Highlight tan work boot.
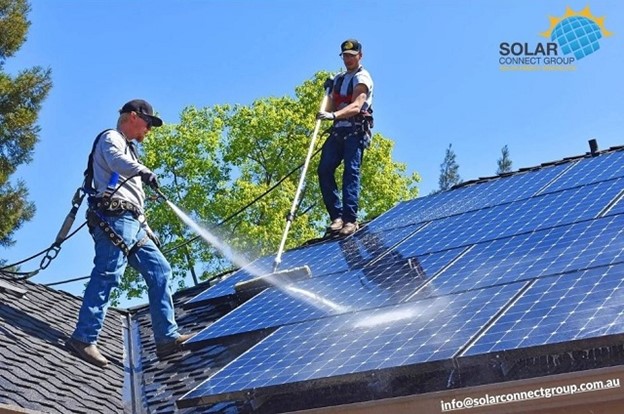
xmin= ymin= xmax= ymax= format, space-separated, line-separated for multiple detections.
xmin=156 ymin=333 xmax=194 ymax=359
xmin=66 ymin=337 xmax=108 ymax=368
xmin=339 ymin=222 xmax=359 ymax=236
xmin=328 ymin=218 xmax=344 ymax=232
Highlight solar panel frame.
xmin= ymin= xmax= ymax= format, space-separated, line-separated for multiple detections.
xmin=367 ymin=162 xmax=571 ymax=232
xmin=186 ymin=246 xmax=467 ymax=345
xmin=369 ymin=178 xmax=623 ymax=265
xmin=424 ymin=214 xmax=624 ymax=296
xmin=178 ymin=148 xmax=624 ymax=411
xmin=179 ymin=282 xmax=527 ymax=408
xmin=186 ymin=223 xmax=423 ymax=305
xmin=539 ymin=151 xmax=624 ymax=195
xmin=462 ymin=263 xmax=624 ymax=358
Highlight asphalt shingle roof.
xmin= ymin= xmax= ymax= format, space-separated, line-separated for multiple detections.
xmin=0 ymin=278 xmax=125 ymax=413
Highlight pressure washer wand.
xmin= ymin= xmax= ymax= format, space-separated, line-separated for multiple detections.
xmin=154 ymin=187 xmax=168 ymax=202
xmin=272 ymin=88 xmax=331 ymax=272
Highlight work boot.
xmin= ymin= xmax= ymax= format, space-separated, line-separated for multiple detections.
xmin=156 ymin=333 xmax=194 ymax=359
xmin=328 ymin=218 xmax=344 ymax=232
xmin=339 ymin=222 xmax=359 ymax=236
xmin=66 ymin=337 xmax=108 ymax=368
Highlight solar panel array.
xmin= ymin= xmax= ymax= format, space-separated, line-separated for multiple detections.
xmin=178 ymin=148 xmax=624 ymax=410
xmin=180 ymin=282 xmax=526 ymax=407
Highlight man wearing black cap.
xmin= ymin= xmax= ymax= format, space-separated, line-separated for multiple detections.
xmin=317 ymin=39 xmax=374 ymax=236
xmin=66 ymin=99 xmax=192 ymax=367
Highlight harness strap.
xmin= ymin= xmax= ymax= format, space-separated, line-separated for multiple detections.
xmin=128 ymin=234 xmax=151 ymax=256
xmin=331 ymin=67 xmax=373 ymax=118
xmin=83 ymin=129 xmax=114 ymax=195
xmin=86 ymin=203 xmax=147 ymax=257
xmin=87 ymin=211 xmax=131 ymax=256
xmin=91 ymin=197 xmax=144 ymax=219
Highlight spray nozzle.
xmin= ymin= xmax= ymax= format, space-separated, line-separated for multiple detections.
xmin=153 ymin=188 xmax=168 ymax=202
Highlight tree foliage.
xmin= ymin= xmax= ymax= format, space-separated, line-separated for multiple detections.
xmin=116 ymin=72 xmax=420 ymax=299
xmin=438 ymin=143 xmax=461 ymax=191
xmin=0 ymin=0 xmax=52 ymax=247
xmin=496 ymin=144 xmax=513 ymax=174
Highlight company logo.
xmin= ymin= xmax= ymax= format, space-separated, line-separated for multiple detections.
xmin=499 ymin=6 xmax=612 ymax=71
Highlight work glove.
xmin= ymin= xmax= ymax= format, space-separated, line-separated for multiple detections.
xmin=317 ymin=111 xmax=336 ymax=121
xmin=139 ymin=170 xmax=160 ymax=190
xmin=323 ymin=77 xmax=334 ymax=91
xmin=143 ymin=223 xmax=161 ymax=248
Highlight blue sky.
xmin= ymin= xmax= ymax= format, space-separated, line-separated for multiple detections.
xmin=2 ymin=0 xmax=623 ymax=306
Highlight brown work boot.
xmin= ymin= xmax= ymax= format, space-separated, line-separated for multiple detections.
xmin=328 ymin=218 xmax=344 ymax=232
xmin=66 ymin=337 xmax=108 ymax=368
xmin=156 ymin=333 xmax=194 ymax=359
xmin=339 ymin=222 xmax=359 ymax=236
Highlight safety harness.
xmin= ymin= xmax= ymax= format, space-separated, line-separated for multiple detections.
xmin=331 ymin=67 xmax=374 ymax=141
xmin=83 ymin=129 xmax=150 ymax=256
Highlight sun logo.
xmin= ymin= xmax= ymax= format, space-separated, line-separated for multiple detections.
xmin=540 ymin=6 xmax=612 ymax=60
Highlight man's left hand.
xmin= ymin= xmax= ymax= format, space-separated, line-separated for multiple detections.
xmin=317 ymin=111 xmax=336 ymax=121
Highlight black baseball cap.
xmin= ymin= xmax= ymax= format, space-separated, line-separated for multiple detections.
xmin=119 ymin=99 xmax=163 ymax=127
xmin=340 ymin=39 xmax=362 ymax=56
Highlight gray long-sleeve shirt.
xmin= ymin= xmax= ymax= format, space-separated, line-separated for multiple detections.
xmin=92 ymin=129 xmax=149 ymax=211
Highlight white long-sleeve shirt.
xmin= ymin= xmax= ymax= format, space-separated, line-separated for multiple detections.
xmin=91 ymin=130 xmax=149 ymax=210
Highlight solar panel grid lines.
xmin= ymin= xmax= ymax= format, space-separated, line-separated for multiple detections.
xmin=185 ymin=158 xmax=620 ymax=306
xmin=462 ymin=263 xmax=624 ymax=357
xmin=598 ymin=188 xmax=624 ymax=218
xmin=385 ymin=178 xmax=624 ymax=261
xmin=357 ymin=221 xmax=430 ymax=268
xmin=186 ymin=247 xmax=467 ymax=345
xmin=455 ymin=279 xmax=538 ymax=357
xmin=366 ymin=162 xmax=571 ymax=232
xmin=541 ymin=150 xmax=624 ymax=195
xmin=428 ymin=214 xmax=624 ymax=296
xmin=404 ymin=245 xmax=475 ymax=302
xmin=186 ymin=222 xmax=423 ymax=305
xmin=531 ymin=159 xmax=579 ymax=197
xmin=178 ymin=282 xmax=527 ymax=407
xmin=185 ymin=255 xmax=276 ymax=305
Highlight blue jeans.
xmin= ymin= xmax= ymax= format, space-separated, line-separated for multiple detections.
xmin=72 ymin=212 xmax=179 ymax=345
xmin=317 ymin=129 xmax=365 ymax=223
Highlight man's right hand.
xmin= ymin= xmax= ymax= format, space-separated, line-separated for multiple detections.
xmin=139 ymin=170 xmax=160 ymax=189
xmin=316 ymin=111 xmax=336 ymax=121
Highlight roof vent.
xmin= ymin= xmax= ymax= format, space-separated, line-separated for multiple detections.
xmin=0 ymin=278 xmax=27 ymax=297
xmin=588 ymin=139 xmax=599 ymax=156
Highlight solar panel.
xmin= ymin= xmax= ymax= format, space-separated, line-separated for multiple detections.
xmin=463 ymin=263 xmax=624 ymax=356
xmin=186 ymin=223 xmax=421 ymax=305
xmin=540 ymin=151 xmax=624 ymax=194
xmin=186 ymin=255 xmax=276 ymax=304
xmin=604 ymin=190 xmax=624 ymax=217
xmin=178 ymin=282 xmax=526 ymax=408
xmin=368 ymin=162 xmax=570 ymax=231
xmin=426 ymin=214 xmax=624 ymax=296
xmin=390 ymin=178 xmax=623 ymax=257
xmin=186 ymin=247 xmax=466 ymax=345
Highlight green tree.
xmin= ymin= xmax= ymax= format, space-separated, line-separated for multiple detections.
xmin=496 ymin=144 xmax=513 ymax=174
xmin=438 ymin=143 xmax=461 ymax=191
xmin=117 ymin=72 xmax=419 ymax=300
xmin=0 ymin=0 xmax=52 ymax=247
